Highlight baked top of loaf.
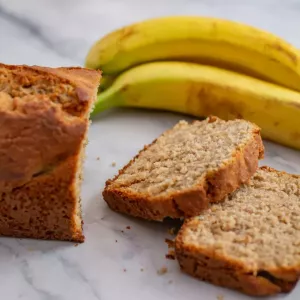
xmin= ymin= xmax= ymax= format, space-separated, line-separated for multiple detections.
xmin=0 ymin=63 xmax=100 ymax=117
xmin=103 ymin=116 xmax=264 ymax=220
xmin=0 ymin=64 xmax=101 ymax=192
xmin=176 ymin=167 xmax=300 ymax=286
xmin=0 ymin=63 xmax=101 ymax=242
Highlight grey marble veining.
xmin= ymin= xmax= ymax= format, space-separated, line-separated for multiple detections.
xmin=1 ymin=0 xmax=300 ymax=299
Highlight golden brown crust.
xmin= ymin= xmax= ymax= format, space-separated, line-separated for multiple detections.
xmin=0 ymin=95 xmax=86 ymax=192
xmin=175 ymin=166 xmax=300 ymax=296
xmin=0 ymin=63 xmax=101 ymax=242
xmin=103 ymin=124 xmax=264 ymax=221
xmin=0 ymin=63 xmax=101 ymax=117
xmin=175 ymin=228 xmax=298 ymax=296
xmin=174 ymin=250 xmax=297 ymax=296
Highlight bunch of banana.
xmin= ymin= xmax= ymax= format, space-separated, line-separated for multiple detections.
xmin=85 ymin=16 xmax=300 ymax=150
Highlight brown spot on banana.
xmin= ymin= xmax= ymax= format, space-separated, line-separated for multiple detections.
xmin=185 ymin=82 xmax=245 ymax=119
xmin=291 ymin=132 xmax=300 ymax=141
xmin=116 ymin=25 xmax=138 ymax=51
xmin=266 ymin=42 xmax=298 ymax=65
xmin=288 ymin=101 xmax=300 ymax=110
xmin=119 ymin=25 xmax=137 ymax=42
xmin=119 ymin=84 xmax=141 ymax=105
xmin=120 ymin=84 xmax=129 ymax=93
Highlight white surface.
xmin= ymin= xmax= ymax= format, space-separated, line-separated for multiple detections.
xmin=1 ymin=0 xmax=300 ymax=299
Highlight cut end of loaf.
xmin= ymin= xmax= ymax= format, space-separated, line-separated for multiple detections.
xmin=72 ymin=75 xmax=101 ymax=242
xmin=175 ymin=167 xmax=300 ymax=296
xmin=103 ymin=116 xmax=264 ymax=221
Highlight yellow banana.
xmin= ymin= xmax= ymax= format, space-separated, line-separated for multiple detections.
xmin=98 ymin=75 xmax=115 ymax=91
xmin=85 ymin=16 xmax=300 ymax=92
xmin=93 ymin=61 xmax=300 ymax=150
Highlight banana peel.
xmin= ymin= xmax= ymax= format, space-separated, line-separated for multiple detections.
xmin=86 ymin=16 xmax=300 ymax=92
xmin=92 ymin=61 xmax=300 ymax=150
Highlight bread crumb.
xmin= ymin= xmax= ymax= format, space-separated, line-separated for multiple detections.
xmin=126 ymin=226 xmax=131 ymax=230
xmin=111 ymin=162 xmax=116 ymax=167
xmin=208 ymin=115 xmax=218 ymax=123
xmin=165 ymin=238 xmax=175 ymax=248
xmin=217 ymin=295 xmax=224 ymax=300
xmin=166 ymin=250 xmax=176 ymax=260
xmin=157 ymin=266 xmax=168 ymax=275
xmin=168 ymin=280 xmax=173 ymax=284
xmin=115 ymin=240 xmax=118 ymax=243
xmin=140 ymin=268 xmax=144 ymax=272
xmin=168 ymin=227 xmax=176 ymax=235
xmin=123 ymin=268 xmax=127 ymax=272
xmin=121 ymin=230 xmax=124 ymax=233
xmin=96 ymin=157 xmax=100 ymax=160
xmin=74 ymin=243 xmax=78 ymax=247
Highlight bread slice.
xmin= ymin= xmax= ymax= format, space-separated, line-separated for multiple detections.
xmin=175 ymin=166 xmax=300 ymax=296
xmin=103 ymin=116 xmax=264 ymax=220
xmin=0 ymin=63 xmax=101 ymax=242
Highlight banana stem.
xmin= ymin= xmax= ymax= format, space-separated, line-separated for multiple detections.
xmin=91 ymin=88 xmax=121 ymax=117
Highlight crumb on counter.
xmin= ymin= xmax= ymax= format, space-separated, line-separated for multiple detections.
xmin=168 ymin=280 xmax=173 ymax=284
xmin=126 ymin=226 xmax=131 ymax=230
xmin=111 ymin=161 xmax=116 ymax=167
xmin=217 ymin=295 xmax=224 ymax=300
xmin=96 ymin=157 xmax=100 ymax=160
xmin=157 ymin=266 xmax=168 ymax=275
xmin=140 ymin=268 xmax=144 ymax=272
xmin=123 ymin=268 xmax=127 ymax=272
xmin=74 ymin=243 xmax=78 ymax=247
xmin=115 ymin=240 xmax=118 ymax=243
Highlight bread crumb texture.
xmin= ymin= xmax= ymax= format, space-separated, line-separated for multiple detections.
xmin=180 ymin=167 xmax=300 ymax=271
xmin=157 ymin=267 xmax=168 ymax=275
xmin=108 ymin=118 xmax=257 ymax=197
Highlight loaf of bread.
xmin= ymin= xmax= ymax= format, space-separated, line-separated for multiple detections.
xmin=175 ymin=167 xmax=300 ymax=296
xmin=103 ymin=116 xmax=264 ymax=220
xmin=0 ymin=63 xmax=101 ymax=242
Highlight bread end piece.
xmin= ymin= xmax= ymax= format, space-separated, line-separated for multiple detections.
xmin=175 ymin=167 xmax=300 ymax=296
xmin=0 ymin=64 xmax=101 ymax=242
xmin=103 ymin=117 xmax=264 ymax=221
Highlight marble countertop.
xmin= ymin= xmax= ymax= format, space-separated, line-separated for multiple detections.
xmin=1 ymin=0 xmax=300 ymax=299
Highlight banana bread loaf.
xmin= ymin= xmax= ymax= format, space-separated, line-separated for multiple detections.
xmin=0 ymin=63 xmax=101 ymax=242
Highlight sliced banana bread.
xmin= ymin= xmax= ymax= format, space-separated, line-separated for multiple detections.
xmin=175 ymin=166 xmax=300 ymax=296
xmin=0 ymin=63 xmax=101 ymax=242
xmin=103 ymin=116 xmax=264 ymax=220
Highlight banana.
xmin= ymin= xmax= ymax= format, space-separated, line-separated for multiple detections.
xmin=92 ymin=61 xmax=300 ymax=150
xmin=98 ymin=75 xmax=115 ymax=91
xmin=85 ymin=16 xmax=300 ymax=92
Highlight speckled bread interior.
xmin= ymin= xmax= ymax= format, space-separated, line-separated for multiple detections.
xmin=175 ymin=167 xmax=300 ymax=296
xmin=103 ymin=116 xmax=264 ymax=220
